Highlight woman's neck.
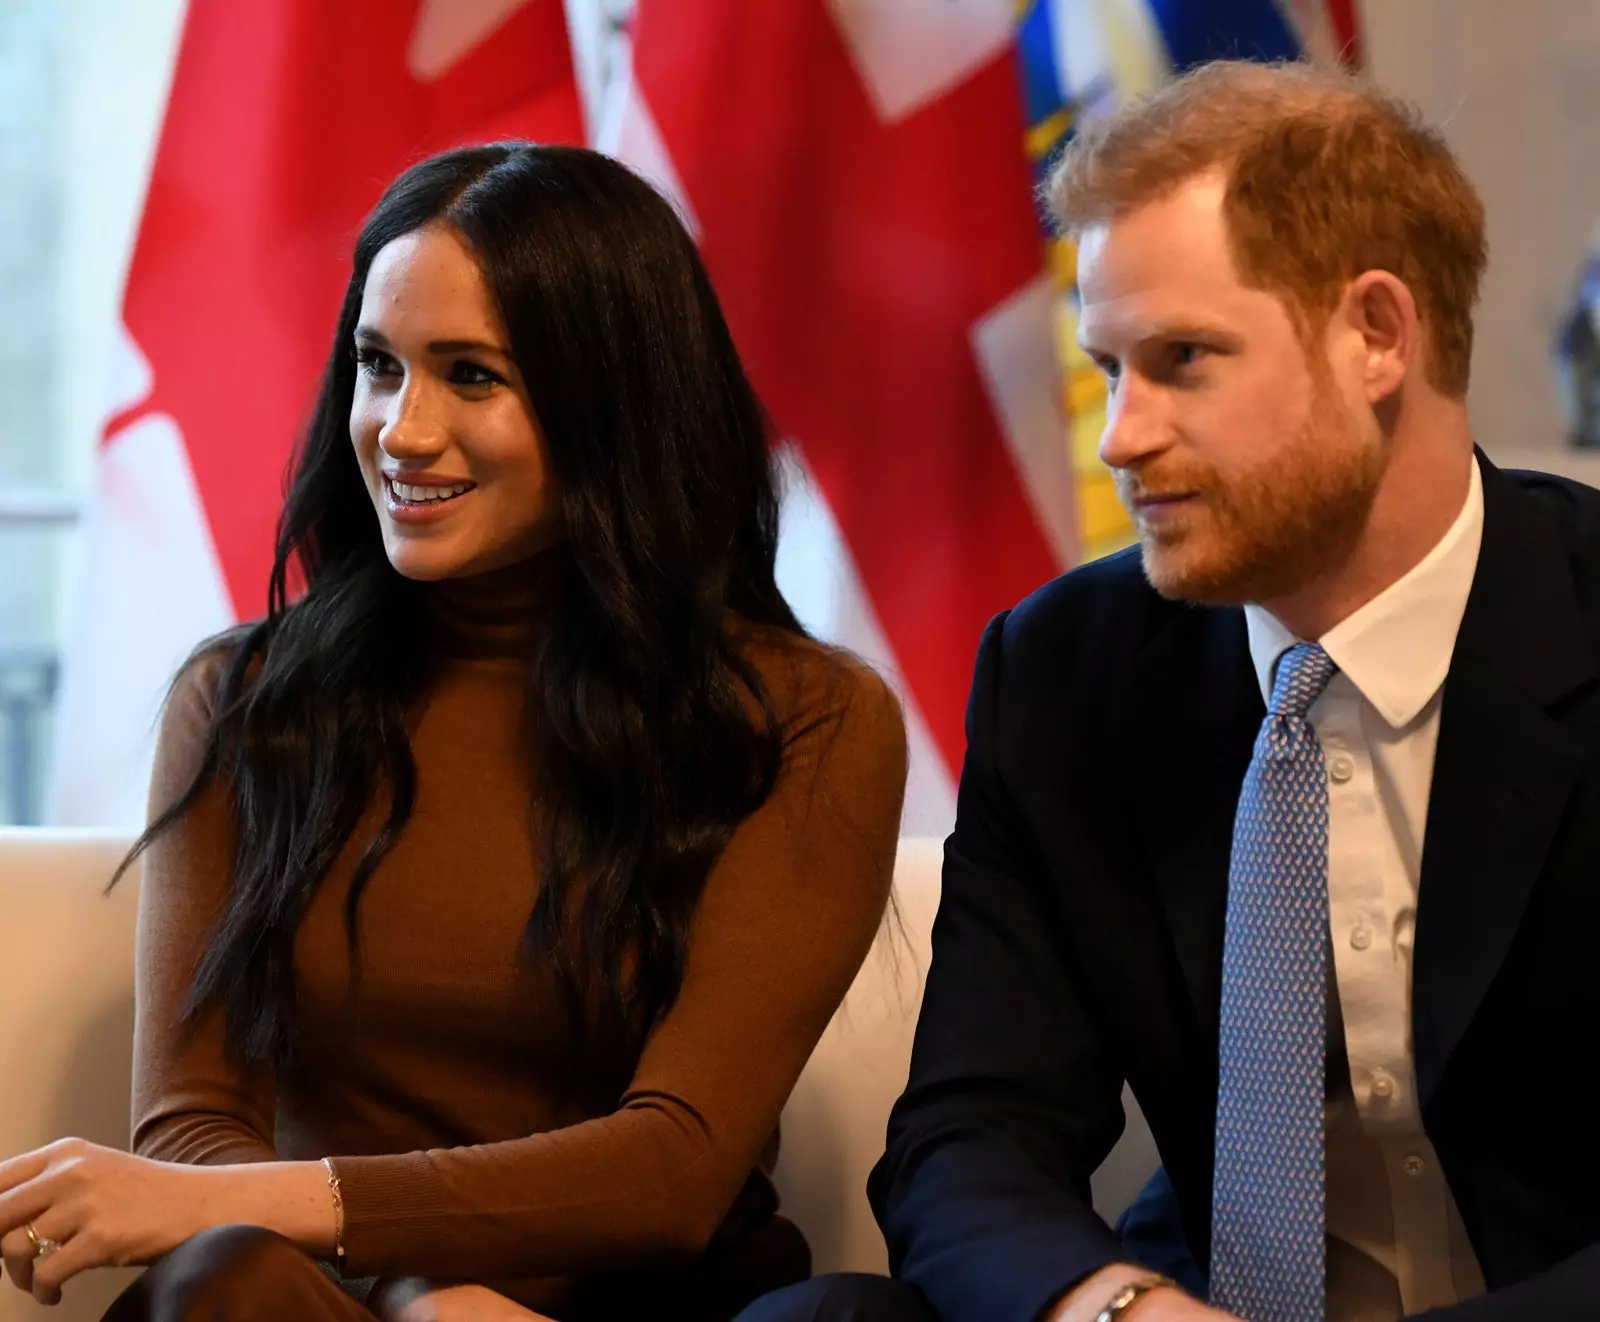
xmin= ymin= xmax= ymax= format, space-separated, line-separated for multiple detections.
xmin=424 ymin=547 xmax=563 ymax=660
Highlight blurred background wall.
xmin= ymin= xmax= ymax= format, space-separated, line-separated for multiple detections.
xmin=1367 ymin=2 xmax=1600 ymax=478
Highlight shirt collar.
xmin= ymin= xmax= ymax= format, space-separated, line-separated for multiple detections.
xmin=1245 ymin=457 xmax=1484 ymax=730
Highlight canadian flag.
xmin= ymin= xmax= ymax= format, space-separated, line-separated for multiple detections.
xmin=55 ymin=1 xmax=1068 ymax=836
xmin=49 ymin=1 xmax=584 ymax=827
xmin=603 ymin=0 xmax=1072 ymax=833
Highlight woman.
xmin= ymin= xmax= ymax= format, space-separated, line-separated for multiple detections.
xmin=0 ymin=144 xmax=907 ymax=1320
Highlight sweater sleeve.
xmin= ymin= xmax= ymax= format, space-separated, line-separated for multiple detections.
xmin=328 ymin=652 xmax=909 ymax=1280
xmin=131 ymin=653 xmax=281 ymax=1167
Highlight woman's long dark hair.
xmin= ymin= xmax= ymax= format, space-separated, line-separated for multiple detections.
xmin=118 ymin=143 xmax=806 ymax=1068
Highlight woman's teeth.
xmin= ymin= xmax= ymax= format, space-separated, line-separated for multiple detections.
xmin=389 ymin=479 xmax=473 ymax=504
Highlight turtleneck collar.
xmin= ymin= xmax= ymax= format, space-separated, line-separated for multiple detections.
xmin=424 ymin=545 xmax=564 ymax=661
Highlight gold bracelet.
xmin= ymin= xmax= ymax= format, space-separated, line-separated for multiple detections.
xmin=1094 ymin=1275 xmax=1177 ymax=1322
xmin=321 ymin=1157 xmax=346 ymax=1275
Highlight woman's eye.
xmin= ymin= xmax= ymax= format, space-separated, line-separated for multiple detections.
xmin=451 ymin=362 xmax=502 ymax=388
xmin=355 ymin=348 xmax=398 ymax=379
xmin=1172 ymin=342 xmax=1208 ymax=368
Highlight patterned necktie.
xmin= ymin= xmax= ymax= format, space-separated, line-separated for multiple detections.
xmin=1210 ymin=642 xmax=1338 ymax=1322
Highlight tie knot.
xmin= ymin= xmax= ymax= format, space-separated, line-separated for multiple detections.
xmin=1269 ymin=642 xmax=1337 ymax=720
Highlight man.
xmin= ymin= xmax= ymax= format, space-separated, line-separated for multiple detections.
xmin=742 ymin=58 xmax=1600 ymax=1322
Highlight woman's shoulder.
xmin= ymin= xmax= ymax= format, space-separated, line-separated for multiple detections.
xmin=730 ymin=624 xmax=908 ymax=870
xmin=730 ymin=621 xmax=907 ymax=761
xmin=169 ymin=627 xmax=256 ymax=704
xmin=157 ymin=628 xmax=261 ymax=756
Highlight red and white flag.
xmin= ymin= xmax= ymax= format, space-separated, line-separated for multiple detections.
xmin=604 ymin=0 xmax=1072 ymax=832
xmin=50 ymin=1 xmax=584 ymax=827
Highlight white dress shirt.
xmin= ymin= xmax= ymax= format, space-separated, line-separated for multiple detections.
xmin=1244 ymin=459 xmax=1489 ymax=1320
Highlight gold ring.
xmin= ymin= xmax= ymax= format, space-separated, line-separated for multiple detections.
xmin=24 ymin=1222 xmax=60 ymax=1260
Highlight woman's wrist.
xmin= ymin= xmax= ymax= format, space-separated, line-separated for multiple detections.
xmin=187 ymin=1160 xmax=339 ymax=1255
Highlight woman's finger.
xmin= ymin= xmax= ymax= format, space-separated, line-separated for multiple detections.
xmin=0 ymin=1252 xmax=30 ymax=1296
xmin=0 ymin=1177 xmax=60 ymax=1294
xmin=0 ymin=1206 xmax=71 ymax=1299
xmin=0 ymin=1164 xmax=55 ymax=1244
xmin=0 ymin=1150 xmax=48 ymax=1200
xmin=1 ymin=1226 xmax=37 ymax=1295
xmin=31 ymin=1222 xmax=95 ymax=1303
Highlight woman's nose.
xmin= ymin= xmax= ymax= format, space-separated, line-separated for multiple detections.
xmin=379 ymin=377 xmax=448 ymax=458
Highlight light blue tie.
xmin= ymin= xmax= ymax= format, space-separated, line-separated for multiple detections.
xmin=1210 ymin=642 xmax=1337 ymax=1322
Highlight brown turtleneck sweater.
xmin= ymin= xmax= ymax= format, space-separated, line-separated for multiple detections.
xmin=131 ymin=555 xmax=908 ymax=1317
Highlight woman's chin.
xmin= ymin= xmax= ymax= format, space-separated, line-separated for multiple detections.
xmin=379 ymin=523 xmax=566 ymax=582
xmin=382 ymin=539 xmax=466 ymax=583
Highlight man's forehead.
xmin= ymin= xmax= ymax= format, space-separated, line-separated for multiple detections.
xmin=1074 ymin=185 xmax=1254 ymax=348
xmin=1078 ymin=183 xmax=1233 ymax=286
xmin=1077 ymin=266 xmax=1244 ymax=349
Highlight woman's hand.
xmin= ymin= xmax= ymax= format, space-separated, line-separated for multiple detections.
xmin=0 ymin=1138 xmax=216 ymax=1303
xmin=372 ymin=1278 xmax=554 ymax=1322
xmin=0 ymin=1137 xmax=336 ymax=1303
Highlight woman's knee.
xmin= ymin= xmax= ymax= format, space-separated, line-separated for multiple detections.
xmin=733 ymin=1273 xmax=935 ymax=1322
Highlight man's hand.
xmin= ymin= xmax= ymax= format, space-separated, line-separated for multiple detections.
xmin=1048 ymin=1264 xmax=1239 ymax=1322
xmin=370 ymin=1278 xmax=553 ymax=1322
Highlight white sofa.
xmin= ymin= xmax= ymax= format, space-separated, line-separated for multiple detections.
xmin=0 ymin=830 xmax=1156 ymax=1321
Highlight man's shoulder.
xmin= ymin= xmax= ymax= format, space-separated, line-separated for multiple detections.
xmin=1504 ymin=465 xmax=1600 ymax=552
xmin=989 ymin=544 xmax=1209 ymax=687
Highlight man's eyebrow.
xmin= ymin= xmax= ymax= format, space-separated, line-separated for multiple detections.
xmin=1078 ymin=321 xmax=1245 ymax=354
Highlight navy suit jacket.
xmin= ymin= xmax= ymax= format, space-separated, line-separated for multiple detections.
xmin=868 ymin=456 xmax=1600 ymax=1321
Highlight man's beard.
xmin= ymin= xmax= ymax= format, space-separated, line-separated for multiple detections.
xmin=1118 ymin=392 xmax=1384 ymax=607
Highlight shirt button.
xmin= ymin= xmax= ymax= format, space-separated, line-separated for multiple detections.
xmin=1370 ymin=1071 xmax=1395 ymax=1100
xmin=1403 ymin=1153 xmax=1426 ymax=1177
xmin=1328 ymin=753 xmax=1355 ymax=783
xmin=1350 ymin=924 xmax=1373 ymax=951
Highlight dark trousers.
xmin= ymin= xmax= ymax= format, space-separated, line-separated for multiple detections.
xmin=732 ymin=1274 xmax=935 ymax=1322
xmin=103 ymin=1221 xmax=834 ymax=1322
xmin=102 ymin=1225 xmax=374 ymax=1321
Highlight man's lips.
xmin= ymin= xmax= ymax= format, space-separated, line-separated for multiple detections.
xmin=1131 ymin=491 xmax=1199 ymax=510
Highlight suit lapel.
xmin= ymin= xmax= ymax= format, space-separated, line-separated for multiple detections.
xmin=1414 ymin=456 xmax=1594 ymax=1107
xmin=1133 ymin=603 xmax=1262 ymax=1039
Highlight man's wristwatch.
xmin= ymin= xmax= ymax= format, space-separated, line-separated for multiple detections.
xmin=1093 ymin=1274 xmax=1180 ymax=1322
